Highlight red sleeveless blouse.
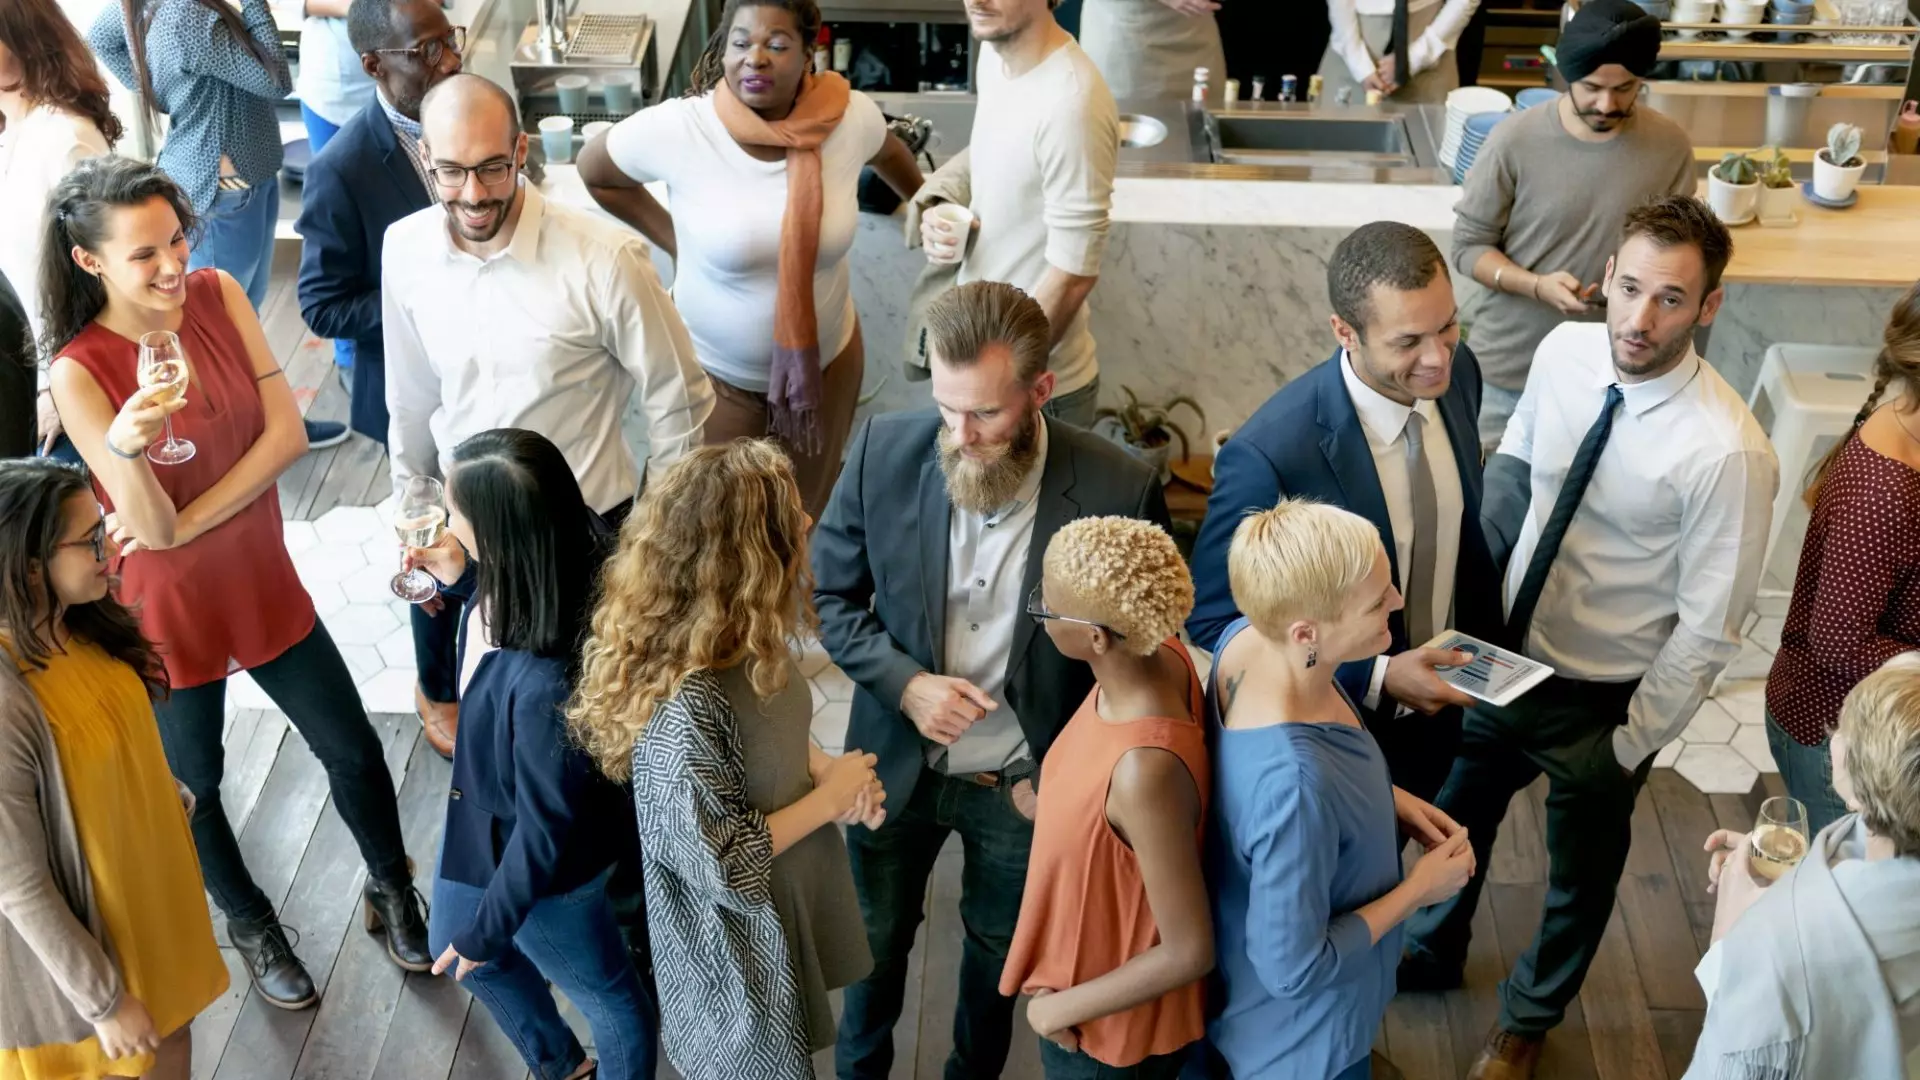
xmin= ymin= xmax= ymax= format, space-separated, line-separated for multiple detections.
xmin=61 ymin=270 xmax=315 ymax=689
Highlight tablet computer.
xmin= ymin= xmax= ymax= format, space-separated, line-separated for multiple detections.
xmin=1421 ymin=631 xmax=1555 ymax=707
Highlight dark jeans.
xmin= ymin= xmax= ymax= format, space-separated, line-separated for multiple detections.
xmin=1764 ymin=709 xmax=1851 ymax=836
xmin=154 ymin=622 xmax=410 ymax=922
xmin=1402 ymin=676 xmax=1651 ymax=1035
xmin=837 ymin=765 xmax=1036 ymax=1080
xmin=429 ymin=869 xmax=657 ymax=1080
xmin=1039 ymin=1040 xmax=1188 ymax=1079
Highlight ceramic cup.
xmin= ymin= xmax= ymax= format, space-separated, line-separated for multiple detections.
xmin=923 ymin=202 xmax=975 ymax=265
xmin=538 ymin=114 xmax=575 ymax=163
xmin=554 ymin=74 xmax=590 ymax=115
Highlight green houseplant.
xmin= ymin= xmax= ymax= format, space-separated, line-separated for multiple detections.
xmin=1707 ymin=150 xmax=1761 ymax=225
xmin=1756 ymin=146 xmax=1798 ymax=225
xmin=1813 ymin=122 xmax=1866 ymax=203
xmin=1092 ymin=386 xmax=1206 ymax=485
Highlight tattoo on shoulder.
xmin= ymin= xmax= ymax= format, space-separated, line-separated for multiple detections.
xmin=1223 ymin=670 xmax=1244 ymax=714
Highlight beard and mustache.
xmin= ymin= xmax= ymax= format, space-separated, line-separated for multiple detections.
xmin=937 ymin=407 xmax=1043 ymax=515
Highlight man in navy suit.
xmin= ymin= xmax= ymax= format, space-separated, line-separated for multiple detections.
xmin=297 ymin=0 xmax=461 ymax=751
xmin=1187 ymin=221 xmax=1504 ymax=802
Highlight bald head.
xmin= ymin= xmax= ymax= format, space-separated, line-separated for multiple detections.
xmin=420 ymin=73 xmax=520 ymax=146
xmin=419 ymin=74 xmax=528 ymax=246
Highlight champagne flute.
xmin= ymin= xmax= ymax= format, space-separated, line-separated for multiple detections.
xmin=137 ymin=331 xmax=195 ymax=465
xmin=1748 ymin=795 xmax=1811 ymax=882
xmin=391 ymin=476 xmax=448 ymax=603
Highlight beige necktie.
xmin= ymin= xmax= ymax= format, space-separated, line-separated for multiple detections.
xmin=1404 ymin=411 xmax=1439 ymax=645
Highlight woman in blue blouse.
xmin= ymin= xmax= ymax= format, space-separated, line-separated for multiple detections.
xmin=1205 ymin=500 xmax=1475 ymax=1080
xmin=407 ymin=428 xmax=654 ymax=1080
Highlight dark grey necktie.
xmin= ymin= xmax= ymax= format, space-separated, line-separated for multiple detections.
xmin=1505 ymin=384 xmax=1625 ymax=650
xmin=1390 ymin=0 xmax=1411 ymax=95
xmin=1404 ymin=411 xmax=1439 ymax=645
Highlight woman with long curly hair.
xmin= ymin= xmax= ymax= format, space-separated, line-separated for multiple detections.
xmin=568 ymin=439 xmax=885 ymax=1079
xmin=0 ymin=459 xmax=227 ymax=1080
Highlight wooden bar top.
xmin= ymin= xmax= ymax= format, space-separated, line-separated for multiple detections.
xmin=1705 ymin=182 xmax=1920 ymax=288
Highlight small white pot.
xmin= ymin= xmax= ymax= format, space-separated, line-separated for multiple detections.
xmin=1758 ymin=183 xmax=1799 ymax=224
xmin=1707 ymin=170 xmax=1760 ymax=224
xmin=1813 ymin=150 xmax=1867 ymax=202
xmin=1719 ymin=0 xmax=1767 ymax=37
xmin=1673 ymin=0 xmax=1718 ymax=36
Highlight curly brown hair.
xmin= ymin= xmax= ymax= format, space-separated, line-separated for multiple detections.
xmin=566 ymin=439 xmax=817 ymax=780
xmin=0 ymin=0 xmax=124 ymax=147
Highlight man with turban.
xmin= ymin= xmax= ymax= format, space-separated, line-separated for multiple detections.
xmin=1447 ymin=0 xmax=1696 ymax=456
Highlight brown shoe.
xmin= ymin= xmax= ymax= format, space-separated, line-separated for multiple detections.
xmin=1466 ymin=1025 xmax=1544 ymax=1080
xmin=415 ymin=684 xmax=458 ymax=760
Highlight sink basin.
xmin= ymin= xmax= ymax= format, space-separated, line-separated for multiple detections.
xmin=1117 ymin=113 xmax=1168 ymax=149
xmin=1208 ymin=111 xmax=1417 ymax=167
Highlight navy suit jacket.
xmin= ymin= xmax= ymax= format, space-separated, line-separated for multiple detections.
xmin=1186 ymin=347 xmax=1504 ymax=723
xmin=295 ymin=101 xmax=431 ymax=443
xmin=812 ymin=411 xmax=1171 ymax=816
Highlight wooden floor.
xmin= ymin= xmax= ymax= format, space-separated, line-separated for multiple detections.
xmin=191 ymin=247 xmax=1780 ymax=1080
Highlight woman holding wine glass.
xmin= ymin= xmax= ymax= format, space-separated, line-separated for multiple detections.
xmin=38 ymin=155 xmax=431 ymax=1012
xmin=1688 ymin=652 xmax=1920 ymax=1079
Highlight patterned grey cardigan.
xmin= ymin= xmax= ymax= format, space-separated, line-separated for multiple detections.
xmin=633 ymin=668 xmax=814 ymax=1080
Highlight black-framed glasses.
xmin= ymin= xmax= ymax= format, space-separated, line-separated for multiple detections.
xmin=1025 ymin=583 xmax=1125 ymax=640
xmin=56 ymin=520 xmax=109 ymax=563
xmin=374 ymin=25 xmax=465 ymax=68
xmin=428 ymin=157 xmax=517 ymax=188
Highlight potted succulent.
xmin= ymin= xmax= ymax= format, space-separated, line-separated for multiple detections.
xmin=1092 ymin=386 xmax=1206 ymax=485
xmin=1707 ymin=150 xmax=1761 ymax=224
xmin=1813 ymin=122 xmax=1866 ymax=202
xmin=1756 ymin=146 xmax=1798 ymax=224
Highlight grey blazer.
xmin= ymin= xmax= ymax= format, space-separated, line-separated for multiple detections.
xmin=811 ymin=410 xmax=1171 ymax=815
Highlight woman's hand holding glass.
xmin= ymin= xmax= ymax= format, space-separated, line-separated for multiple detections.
xmin=104 ymin=382 xmax=187 ymax=461
xmin=403 ymin=529 xmax=468 ymax=587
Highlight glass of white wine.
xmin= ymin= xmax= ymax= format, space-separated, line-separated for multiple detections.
xmin=390 ymin=476 xmax=448 ymax=604
xmin=1748 ymin=795 xmax=1811 ymax=882
xmin=137 ymin=331 xmax=195 ymax=465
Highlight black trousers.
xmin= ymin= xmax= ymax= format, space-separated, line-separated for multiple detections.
xmin=1401 ymin=675 xmax=1652 ymax=1035
xmin=1368 ymin=702 xmax=1464 ymax=805
xmin=154 ymin=622 xmax=411 ymax=923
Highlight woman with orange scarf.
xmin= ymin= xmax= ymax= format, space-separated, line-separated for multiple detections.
xmin=577 ymin=0 xmax=923 ymax=518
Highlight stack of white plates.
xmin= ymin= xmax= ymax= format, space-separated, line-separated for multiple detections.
xmin=1452 ymin=110 xmax=1510 ymax=184
xmin=1438 ymin=86 xmax=1513 ymax=170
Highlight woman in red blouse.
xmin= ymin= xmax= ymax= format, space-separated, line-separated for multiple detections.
xmin=1766 ymin=282 xmax=1920 ymax=835
xmin=41 ymin=156 xmax=429 ymax=1011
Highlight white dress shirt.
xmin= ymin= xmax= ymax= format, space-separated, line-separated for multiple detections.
xmin=0 ymin=105 xmax=112 ymax=372
xmin=1499 ymin=323 xmax=1778 ymax=769
xmin=1340 ymin=352 xmax=1464 ymax=710
xmin=936 ymin=419 xmax=1051 ymax=774
xmin=382 ymin=182 xmax=714 ymax=514
xmin=1328 ymin=0 xmax=1482 ymax=82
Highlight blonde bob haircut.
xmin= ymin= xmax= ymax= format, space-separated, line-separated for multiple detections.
xmin=1227 ymin=499 xmax=1381 ymax=640
xmin=1042 ymin=516 xmax=1193 ymax=657
xmin=1836 ymin=652 xmax=1920 ymax=857
xmin=566 ymin=440 xmax=816 ymax=781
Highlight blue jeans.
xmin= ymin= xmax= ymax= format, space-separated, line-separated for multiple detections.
xmin=1039 ymin=1040 xmax=1188 ymax=1079
xmin=1764 ymin=710 xmax=1850 ymax=837
xmin=837 ymin=766 xmax=1036 ymax=1080
xmin=188 ymin=182 xmax=279 ymax=313
xmin=428 ymin=870 xmax=657 ymax=1080
xmin=299 ymin=104 xmax=354 ymax=372
xmin=1044 ymin=375 xmax=1101 ymax=429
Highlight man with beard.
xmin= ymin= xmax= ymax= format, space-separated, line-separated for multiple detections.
xmin=812 ymin=280 xmax=1168 ymax=1079
xmin=1449 ymin=0 xmax=1694 ymax=455
xmin=1399 ymin=196 xmax=1777 ymax=1080
xmin=381 ymin=75 xmax=712 ymax=710
xmin=299 ymin=0 xmax=462 ymax=753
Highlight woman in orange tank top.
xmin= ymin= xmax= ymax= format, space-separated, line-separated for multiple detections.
xmin=998 ymin=516 xmax=1214 ymax=1078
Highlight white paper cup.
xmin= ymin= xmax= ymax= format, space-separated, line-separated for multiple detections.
xmin=581 ymin=120 xmax=613 ymax=144
xmin=554 ymin=74 xmax=590 ymax=115
xmin=538 ymin=114 xmax=575 ymax=163
xmin=923 ymin=202 xmax=975 ymax=264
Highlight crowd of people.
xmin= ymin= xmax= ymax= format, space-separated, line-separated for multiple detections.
xmin=0 ymin=0 xmax=1916 ymax=1078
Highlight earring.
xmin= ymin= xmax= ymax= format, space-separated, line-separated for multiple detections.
xmin=1305 ymin=645 xmax=1318 ymax=669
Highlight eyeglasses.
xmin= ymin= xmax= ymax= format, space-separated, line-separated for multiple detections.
xmin=373 ymin=25 xmax=465 ymax=68
xmin=428 ymin=158 xmax=517 ymax=188
xmin=1025 ymin=583 xmax=1125 ymax=640
xmin=56 ymin=520 xmax=109 ymax=563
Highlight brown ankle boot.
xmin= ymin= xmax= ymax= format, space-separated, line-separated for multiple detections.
xmin=415 ymin=683 xmax=458 ymax=760
xmin=1467 ymin=1024 xmax=1544 ymax=1080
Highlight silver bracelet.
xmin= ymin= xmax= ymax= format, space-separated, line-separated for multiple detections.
xmin=1493 ymin=266 xmax=1507 ymax=293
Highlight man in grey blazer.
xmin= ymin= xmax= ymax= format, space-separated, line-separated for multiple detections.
xmin=814 ymin=281 xmax=1170 ymax=1079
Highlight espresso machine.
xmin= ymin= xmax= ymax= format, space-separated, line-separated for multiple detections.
xmin=508 ymin=0 xmax=656 ymax=129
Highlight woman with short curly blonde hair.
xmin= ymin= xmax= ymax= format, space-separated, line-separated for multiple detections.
xmin=1000 ymin=516 xmax=1215 ymax=1074
xmin=567 ymin=439 xmax=887 ymax=1079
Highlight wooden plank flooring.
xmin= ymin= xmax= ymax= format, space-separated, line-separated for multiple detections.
xmin=192 ymin=247 xmax=1764 ymax=1079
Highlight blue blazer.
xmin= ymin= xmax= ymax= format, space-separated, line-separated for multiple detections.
xmin=812 ymin=411 xmax=1171 ymax=815
xmin=294 ymin=101 xmax=431 ymax=443
xmin=1186 ymin=348 xmax=1504 ymax=722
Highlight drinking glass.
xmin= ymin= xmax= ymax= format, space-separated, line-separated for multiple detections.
xmin=136 ymin=331 xmax=195 ymax=465
xmin=1748 ymin=795 xmax=1811 ymax=881
xmin=391 ymin=476 xmax=448 ymax=603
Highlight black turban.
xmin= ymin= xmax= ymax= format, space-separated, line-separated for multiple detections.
xmin=1557 ymin=0 xmax=1664 ymax=83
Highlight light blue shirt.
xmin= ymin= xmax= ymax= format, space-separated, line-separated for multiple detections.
xmin=297 ymin=16 xmax=376 ymax=127
xmin=1205 ymin=616 xmax=1403 ymax=1079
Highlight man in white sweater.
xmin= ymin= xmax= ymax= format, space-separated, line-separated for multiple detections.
xmin=920 ymin=0 xmax=1119 ymax=428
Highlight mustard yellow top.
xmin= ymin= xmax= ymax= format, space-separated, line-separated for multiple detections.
xmin=0 ymin=638 xmax=226 ymax=1080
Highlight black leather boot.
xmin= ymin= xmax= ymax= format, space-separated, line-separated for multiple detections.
xmin=363 ymin=872 xmax=432 ymax=972
xmin=229 ymin=914 xmax=317 ymax=1010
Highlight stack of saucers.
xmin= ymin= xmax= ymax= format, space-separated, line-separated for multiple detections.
xmin=1452 ymin=110 xmax=1510 ymax=184
xmin=1439 ymin=86 xmax=1513 ymax=170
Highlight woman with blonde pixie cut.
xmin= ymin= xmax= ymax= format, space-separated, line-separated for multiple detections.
xmin=567 ymin=438 xmax=885 ymax=1080
xmin=1690 ymin=651 xmax=1920 ymax=1080
xmin=1000 ymin=516 xmax=1212 ymax=1077
xmin=1205 ymin=499 xmax=1475 ymax=1080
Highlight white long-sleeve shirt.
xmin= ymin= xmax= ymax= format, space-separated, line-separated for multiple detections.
xmin=382 ymin=181 xmax=713 ymax=513
xmin=1327 ymin=0 xmax=1482 ymax=82
xmin=1498 ymin=323 xmax=1778 ymax=769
